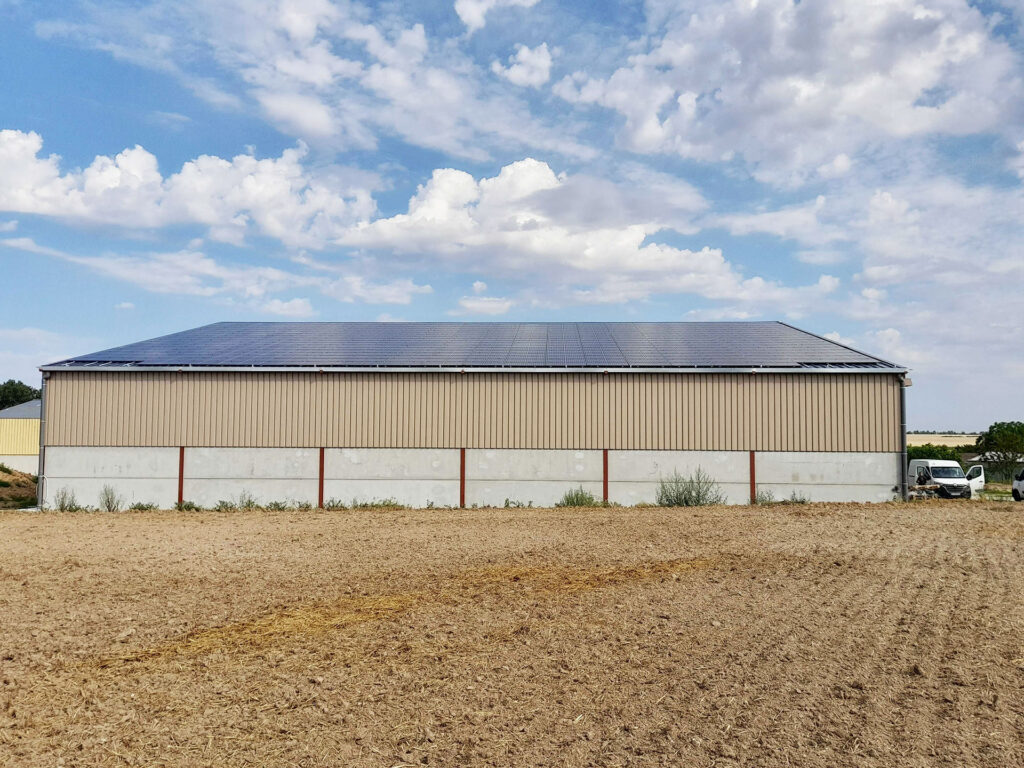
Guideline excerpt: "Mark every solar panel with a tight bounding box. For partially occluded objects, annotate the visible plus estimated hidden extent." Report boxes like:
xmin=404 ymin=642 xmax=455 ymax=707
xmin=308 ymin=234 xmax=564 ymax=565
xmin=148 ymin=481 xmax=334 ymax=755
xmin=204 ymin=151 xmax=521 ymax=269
xmin=46 ymin=322 xmax=900 ymax=370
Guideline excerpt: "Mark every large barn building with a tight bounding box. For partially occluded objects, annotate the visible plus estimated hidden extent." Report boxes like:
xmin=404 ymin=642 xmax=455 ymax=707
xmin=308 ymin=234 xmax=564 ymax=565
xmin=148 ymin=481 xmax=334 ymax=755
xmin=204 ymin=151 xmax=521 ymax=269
xmin=37 ymin=322 xmax=908 ymax=509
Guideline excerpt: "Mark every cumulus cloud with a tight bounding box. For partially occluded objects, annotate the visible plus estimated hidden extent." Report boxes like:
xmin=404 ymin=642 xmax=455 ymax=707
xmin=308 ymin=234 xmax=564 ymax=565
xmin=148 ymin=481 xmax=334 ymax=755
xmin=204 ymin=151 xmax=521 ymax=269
xmin=554 ymin=0 xmax=1022 ymax=184
xmin=37 ymin=1 xmax=590 ymax=161
xmin=341 ymin=157 xmax=836 ymax=312
xmin=454 ymin=0 xmax=540 ymax=32
xmin=0 ymin=129 xmax=375 ymax=247
xmin=492 ymin=43 xmax=552 ymax=87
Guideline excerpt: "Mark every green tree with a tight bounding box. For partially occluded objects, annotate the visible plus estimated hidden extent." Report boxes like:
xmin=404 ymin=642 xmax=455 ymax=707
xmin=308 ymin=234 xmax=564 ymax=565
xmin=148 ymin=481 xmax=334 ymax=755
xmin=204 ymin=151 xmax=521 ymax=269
xmin=906 ymin=443 xmax=967 ymax=463
xmin=975 ymin=422 xmax=1024 ymax=479
xmin=0 ymin=379 xmax=40 ymax=411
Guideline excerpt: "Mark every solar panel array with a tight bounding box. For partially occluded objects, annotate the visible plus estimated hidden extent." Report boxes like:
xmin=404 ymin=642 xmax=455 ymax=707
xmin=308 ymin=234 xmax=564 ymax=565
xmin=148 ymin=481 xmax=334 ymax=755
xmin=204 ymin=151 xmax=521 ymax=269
xmin=49 ymin=322 xmax=899 ymax=370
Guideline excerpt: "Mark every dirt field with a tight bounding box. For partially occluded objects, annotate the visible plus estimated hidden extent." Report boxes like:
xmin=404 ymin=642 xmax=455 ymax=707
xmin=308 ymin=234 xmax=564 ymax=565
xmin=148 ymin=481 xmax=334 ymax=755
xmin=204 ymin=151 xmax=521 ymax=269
xmin=1 ymin=502 xmax=1021 ymax=767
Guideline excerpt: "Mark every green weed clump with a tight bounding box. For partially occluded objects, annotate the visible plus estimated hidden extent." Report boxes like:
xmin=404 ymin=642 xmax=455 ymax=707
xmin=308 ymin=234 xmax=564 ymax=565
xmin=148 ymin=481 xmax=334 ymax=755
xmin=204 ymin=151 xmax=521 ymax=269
xmin=555 ymin=486 xmax=601 ymax=507
xmin=350 ymin=498 xmax=404 ymax=510
xmin=0 ymin=463 xmax=11 ymax=474
xmin=656 ymin=468 xmax=726 ymax=507
xmin=175 ymin=500 xmax=201 ymax=511
xmin=129 ymin=502 xmax=158 ymax=511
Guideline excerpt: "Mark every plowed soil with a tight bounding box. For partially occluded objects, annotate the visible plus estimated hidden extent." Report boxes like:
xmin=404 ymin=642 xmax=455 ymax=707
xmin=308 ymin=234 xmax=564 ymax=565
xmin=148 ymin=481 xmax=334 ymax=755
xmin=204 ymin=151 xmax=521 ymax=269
xmin=1 ymin=501 xmax=1021 ymax=767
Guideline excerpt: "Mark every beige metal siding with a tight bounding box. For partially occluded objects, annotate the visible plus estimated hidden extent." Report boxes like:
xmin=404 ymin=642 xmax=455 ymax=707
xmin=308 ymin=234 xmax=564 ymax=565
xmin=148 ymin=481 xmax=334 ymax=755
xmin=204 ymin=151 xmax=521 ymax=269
xmin=44 ymin=371 xmax=901 ymax=452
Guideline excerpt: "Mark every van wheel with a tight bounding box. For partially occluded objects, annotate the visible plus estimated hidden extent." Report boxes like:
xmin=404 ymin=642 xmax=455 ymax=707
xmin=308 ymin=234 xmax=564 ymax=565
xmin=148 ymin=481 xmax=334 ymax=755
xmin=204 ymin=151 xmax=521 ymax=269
xmin=1014 ymin=489 xmax=1022 ymax=502
xmin=963 ymin=488 xmax=971 ymax=500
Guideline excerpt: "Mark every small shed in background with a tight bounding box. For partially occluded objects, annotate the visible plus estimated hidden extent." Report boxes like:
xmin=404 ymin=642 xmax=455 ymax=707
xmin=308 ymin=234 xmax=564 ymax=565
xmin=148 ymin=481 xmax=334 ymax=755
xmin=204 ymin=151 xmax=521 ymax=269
xmin=0 ymin=399 xmax=40 ymax=474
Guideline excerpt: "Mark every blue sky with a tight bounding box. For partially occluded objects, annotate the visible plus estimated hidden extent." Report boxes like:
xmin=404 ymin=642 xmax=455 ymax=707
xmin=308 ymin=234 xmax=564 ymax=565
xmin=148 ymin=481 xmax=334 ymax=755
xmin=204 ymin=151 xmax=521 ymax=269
xmin=1 ymin=0 xmax=1022 ymax=429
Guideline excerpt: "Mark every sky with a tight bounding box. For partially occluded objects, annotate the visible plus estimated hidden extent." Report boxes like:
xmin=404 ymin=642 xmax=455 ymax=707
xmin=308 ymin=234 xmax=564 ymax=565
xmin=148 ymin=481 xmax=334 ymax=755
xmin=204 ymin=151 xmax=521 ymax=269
xmin=0 ymin=0 xmax=1022 ymax=430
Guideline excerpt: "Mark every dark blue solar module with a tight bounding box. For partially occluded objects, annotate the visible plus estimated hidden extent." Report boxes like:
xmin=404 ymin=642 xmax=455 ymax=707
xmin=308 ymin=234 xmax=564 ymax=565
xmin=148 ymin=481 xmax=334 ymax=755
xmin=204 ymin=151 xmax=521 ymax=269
xmin=44 ymin=322 xmax=900 ymax=370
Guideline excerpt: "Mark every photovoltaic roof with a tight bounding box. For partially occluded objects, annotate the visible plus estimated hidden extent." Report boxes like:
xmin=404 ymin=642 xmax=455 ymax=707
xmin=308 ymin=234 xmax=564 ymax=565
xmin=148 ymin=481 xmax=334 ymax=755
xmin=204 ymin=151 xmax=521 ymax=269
xmin=44 ymin=322 xmax=901 ymax=371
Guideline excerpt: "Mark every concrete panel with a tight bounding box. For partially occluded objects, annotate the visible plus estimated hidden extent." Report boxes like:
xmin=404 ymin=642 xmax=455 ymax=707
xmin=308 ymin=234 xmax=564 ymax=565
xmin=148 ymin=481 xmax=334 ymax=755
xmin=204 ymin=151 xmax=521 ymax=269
xmin=325 ymin=448 xmax=459 ymax=480
xmin=465 ymin=480 xmax=604 ymax=508
xmin=43 ymin=478 xmax=178 ymax=510
xmin=0 ymin=455 xmax=38 ymax=474
xmin=610 ymin=451 xmax=748 ymax=483
xmin=183 ymin=478 xmax=317 ymax=508
xmin=467 ymin=449 xmax=602 ymax=481
xmin=755 ymin=452 xmax=900 ymax=486
xmin=322 ymin=479 xmax=459 ymax=508
xmin=608 ymin=481 xmax=751 ymax=506
xmin=44 ymin=446 xmax=179 ymax=478
xmin=185 ymin=447 xmax=318 ymax=480
xmin=757 ymin=483 xmax=897 ymax=503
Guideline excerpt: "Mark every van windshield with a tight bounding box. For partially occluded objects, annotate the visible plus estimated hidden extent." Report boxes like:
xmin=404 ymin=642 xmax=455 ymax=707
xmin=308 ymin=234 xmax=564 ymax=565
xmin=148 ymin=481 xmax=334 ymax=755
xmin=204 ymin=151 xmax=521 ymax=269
xmin=931 ymin=466 xmax=965 ymax=479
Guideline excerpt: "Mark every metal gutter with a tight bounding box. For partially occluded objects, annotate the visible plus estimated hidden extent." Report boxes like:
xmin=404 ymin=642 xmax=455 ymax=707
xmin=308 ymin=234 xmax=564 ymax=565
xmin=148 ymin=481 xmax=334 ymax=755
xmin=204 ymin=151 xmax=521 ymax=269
xmin=36 ymin=371 xmax=48 ymax=509
xmin=900 ymin=375 xmax=910 ymax=501
xmin=39 ymin=364 xmax=907 ymax=374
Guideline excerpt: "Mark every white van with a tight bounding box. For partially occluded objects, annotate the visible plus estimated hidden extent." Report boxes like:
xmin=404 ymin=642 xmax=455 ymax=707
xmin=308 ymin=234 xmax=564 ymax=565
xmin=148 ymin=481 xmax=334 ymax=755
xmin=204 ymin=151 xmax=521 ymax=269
xmin=908 ymin=459 xmax=984 ymax=499
xmin=1013 ymin=468 xmax=1024 ymax=502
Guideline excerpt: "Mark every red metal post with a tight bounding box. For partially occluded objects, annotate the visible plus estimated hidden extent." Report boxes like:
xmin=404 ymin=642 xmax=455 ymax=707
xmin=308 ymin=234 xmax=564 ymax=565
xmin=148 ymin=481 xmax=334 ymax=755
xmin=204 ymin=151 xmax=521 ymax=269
xmin=459 ymin=448 xmax=466 ymax=508
xmin=749 ymin=450 xmax=756 ymax=505
xmin=318 ymin=447 xmax=325 ymax=509
xmin=177 ymin=446 xmax=185 ymax=506
xmin=602 ymin=448 xmax=609 ymax=502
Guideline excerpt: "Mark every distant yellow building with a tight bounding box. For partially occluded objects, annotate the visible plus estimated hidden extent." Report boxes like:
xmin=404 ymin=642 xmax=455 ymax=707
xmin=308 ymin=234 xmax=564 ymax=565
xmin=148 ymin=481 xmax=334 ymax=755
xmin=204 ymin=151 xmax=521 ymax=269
xmin=0 ymin=399 xmax=40 ymax=474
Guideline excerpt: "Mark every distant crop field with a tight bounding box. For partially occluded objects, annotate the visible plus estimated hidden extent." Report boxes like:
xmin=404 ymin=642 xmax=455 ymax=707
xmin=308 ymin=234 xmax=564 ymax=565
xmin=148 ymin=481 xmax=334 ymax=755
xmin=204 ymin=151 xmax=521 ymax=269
xmin=907 ymin=433 xmax=979 ymax=447
xmin=1 ymin=502 xmax=1021 ymax=767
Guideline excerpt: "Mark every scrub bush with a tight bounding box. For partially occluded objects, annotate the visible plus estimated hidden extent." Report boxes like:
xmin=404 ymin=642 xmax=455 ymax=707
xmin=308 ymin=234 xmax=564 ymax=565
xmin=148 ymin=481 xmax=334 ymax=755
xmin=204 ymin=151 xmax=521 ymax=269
xmin=656 ymin=468 xmax=726 ymax=507
xmin=53 ymin=487 xmax=85 ymax=512
xmin=99 ymin=485 xmax=123 ymax=513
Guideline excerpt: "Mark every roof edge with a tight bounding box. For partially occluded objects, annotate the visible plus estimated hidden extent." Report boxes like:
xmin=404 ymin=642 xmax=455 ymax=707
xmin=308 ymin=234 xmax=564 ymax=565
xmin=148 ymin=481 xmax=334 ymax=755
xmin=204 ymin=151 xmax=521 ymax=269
xmin=40 ymin=364 xmax=907 ymax=375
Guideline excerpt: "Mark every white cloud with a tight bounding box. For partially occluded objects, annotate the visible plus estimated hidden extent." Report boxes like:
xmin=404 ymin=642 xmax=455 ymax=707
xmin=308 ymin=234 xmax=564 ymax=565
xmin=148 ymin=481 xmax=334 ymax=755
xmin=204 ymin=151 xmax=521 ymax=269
xmin=554 ymin=0 xmax=1021 ymax=184
xmin=451 ymin=295 xmax=515 ymax=315
xmin=492 ymin=43 xmax=552 ymax=87
xmin=322 ymin=275 xmax=433 ymax=304
xmin=715 ymin=197 xmax=844 ymax=246
xmin=0 ymin=220 xmax=16 ymax=232
xmin=341 ymin=157 xmax=836 ymax=312
xmin=472 ymin=280 xmax=487 ymax=294
xmin=261 ymin=297 xmax=315 ymax=317
xmin=795 ymin=250 xmax=846 ymax=266
xmin=36 ymin=2 xmax=591 ymax=161
xmin=454 ymin=0 xmax=540 ymax=32
xmin=114 ymin=301 xmax=135 ymax=310
xmin=1 ymin=237 xmax=431 ymax=309
xmin=0 ymin=130 xmax=376 ymax=247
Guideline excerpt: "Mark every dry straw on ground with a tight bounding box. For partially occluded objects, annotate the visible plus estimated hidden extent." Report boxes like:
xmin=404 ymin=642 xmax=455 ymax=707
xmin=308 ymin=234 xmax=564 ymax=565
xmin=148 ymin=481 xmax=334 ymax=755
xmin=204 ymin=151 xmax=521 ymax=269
xmin=1 ymin=501 xmax=1021 ymax=766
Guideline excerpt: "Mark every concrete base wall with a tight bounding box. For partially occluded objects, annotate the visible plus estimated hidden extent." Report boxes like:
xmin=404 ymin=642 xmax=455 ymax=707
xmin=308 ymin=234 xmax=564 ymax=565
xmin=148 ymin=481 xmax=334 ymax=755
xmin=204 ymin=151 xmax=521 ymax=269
xmin=465 ymin=449 xmax=602 ymax=507
xmin=42 ymin=447 xmax=179 ymax=509
xmin=755 ymin=451 xmax=899 ymax=503
xmin=0 ymin=455 xmax=38 ymax=474
xmin=184 ymin=447 xmax=319 ymax=507
xmin=324 ymin=448 xmax=459 ymax=508
xmin=609 ymin=450 xmax=750 ymax=505
xmin=40 ymin=446 xmax=901 ymax=509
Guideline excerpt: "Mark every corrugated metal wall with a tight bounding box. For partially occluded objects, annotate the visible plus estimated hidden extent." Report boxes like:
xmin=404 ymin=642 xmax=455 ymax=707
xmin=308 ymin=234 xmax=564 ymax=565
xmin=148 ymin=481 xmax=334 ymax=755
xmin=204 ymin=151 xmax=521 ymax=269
xmin=43 ymin=371 xmax=901 ymax=452
xmin=0 ymin=419 xmax=40 ymax=455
